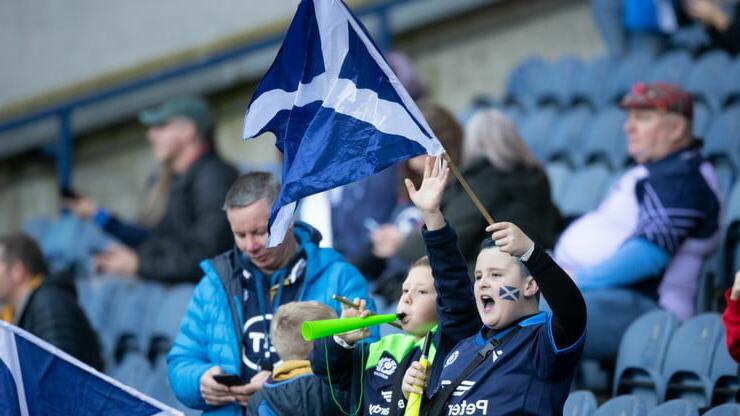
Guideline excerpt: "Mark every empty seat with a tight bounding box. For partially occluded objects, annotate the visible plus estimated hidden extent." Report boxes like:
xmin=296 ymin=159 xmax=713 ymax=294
xmin=545 ymin=106 xmax=594 ymax=165
xmin=558 ymin=165 xmax=613 ymax=218
xmin=647 ymin=50 xmax=693 ymax=86
xmin=648 ymin=399 xmax=699 ymax=416
xmin=693 ymin=101 xmax=713 ymax=139
xmin=564 ymin=390 xmax=598 ymax=416
xmin=76 ymin=276 xmax=129 ymax=352
xmin=535 ymin=55 xmax=584 ymax=108
xmin=725 ymin=181 xmax=740 ymax=229
xmin=545 ymin=161 xmax=573 ymax=210
xmin=614 ymin=310 xmax=679 ymax=409
xmin=663 ymin=313 xmax=723 ymax=408
xmin=107 ymin=352 xmax=152 ymax=391
xmin=696 ymin=251 xmax=725 ymax=314
xmin=504 ymin=56 xmax=547 ymax=111
xmin=606 ymin=52 xmax=654 ymax=105
xmin=594 ymin=395 xmax=648 ymax=416
xmin=104 ymin=281 xmax=165 ymax=365
xmin=519 ymin=108 xmax=558 ymax=161
xmin=705 ymin=404 xmax=740 ymax=416
xmin=686 ymin=50 xmax=733 ymax=112
xmin=722 ymin=58 xmax=740 ymax=108
xmin=141 ymin=355 xmax=180 ymax=408
xmin=580 ymin=108 xmax=628 ymax=169
xmin=710 ymin=332 xmax=740 ymax=406
xmin=705 ymin=105 xmax=740 ymax=174
xmin=148 ymin=284 xmax=195 ymax=364
xmin=571 ymin=55 xmax=619 ymax=109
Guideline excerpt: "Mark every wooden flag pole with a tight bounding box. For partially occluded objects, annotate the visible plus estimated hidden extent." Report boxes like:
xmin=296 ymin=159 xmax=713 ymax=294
xmin=442 ymin=153 xmax=495 ymax=226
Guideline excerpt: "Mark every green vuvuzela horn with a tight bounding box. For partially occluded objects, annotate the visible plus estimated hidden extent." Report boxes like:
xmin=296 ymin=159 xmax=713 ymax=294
xmin=301 ymin=314 xmax=400 ymax=341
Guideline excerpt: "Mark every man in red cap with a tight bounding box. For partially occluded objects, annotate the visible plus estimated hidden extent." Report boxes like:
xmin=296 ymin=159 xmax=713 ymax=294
xmin=554 ymin=82 xmax=721 ymax=361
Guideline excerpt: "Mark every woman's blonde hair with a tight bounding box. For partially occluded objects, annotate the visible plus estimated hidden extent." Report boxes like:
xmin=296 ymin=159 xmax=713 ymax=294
xmin=462 ymin=109 xmax=539 ymax=171
xmin=137 ymin=166 xmax=173 ymax=228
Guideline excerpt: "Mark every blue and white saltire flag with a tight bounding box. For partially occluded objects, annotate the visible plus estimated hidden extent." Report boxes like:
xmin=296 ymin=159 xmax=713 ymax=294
xmin=243 ymin=0 xmax=444 ymax=246
xmin=0 ymin=321 xmax=181 ymax=416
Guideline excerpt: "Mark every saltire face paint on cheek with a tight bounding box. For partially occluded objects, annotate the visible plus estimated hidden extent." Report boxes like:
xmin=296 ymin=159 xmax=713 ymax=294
xmin=499 ymin=286 xmax=520 ymax=301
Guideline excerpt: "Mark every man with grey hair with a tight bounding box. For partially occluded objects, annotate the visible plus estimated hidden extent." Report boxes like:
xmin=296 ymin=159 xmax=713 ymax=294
xmin=168 ymin=172 xmax=376 ymax=415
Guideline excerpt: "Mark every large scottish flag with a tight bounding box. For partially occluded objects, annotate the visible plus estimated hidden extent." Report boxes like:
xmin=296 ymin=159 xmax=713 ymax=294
xmin=0 ymin=321 xmax=181 ymax=415
xmin=243 ymin=0 xmax=444 ymax=246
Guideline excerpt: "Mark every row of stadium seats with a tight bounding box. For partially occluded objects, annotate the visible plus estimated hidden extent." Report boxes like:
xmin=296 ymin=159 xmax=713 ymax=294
xmin=76 ymin=277 xmax=193 ymax=367
xmin=75 ymin=277 xmax=196 ymax=414
xmin=507 ymin=103 xmax=740 ymax=174
xmin=611 ymin=311 xmax=736 ymax=410
xmin=565 ymin=393 xmax=740 ymax=416
xmin=502 ymin=50 xmax=740 ymax=112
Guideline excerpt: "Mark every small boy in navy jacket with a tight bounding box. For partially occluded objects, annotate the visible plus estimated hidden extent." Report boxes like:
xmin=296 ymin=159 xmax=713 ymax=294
xmin=247 ymin=301 xmax=348 ymax=416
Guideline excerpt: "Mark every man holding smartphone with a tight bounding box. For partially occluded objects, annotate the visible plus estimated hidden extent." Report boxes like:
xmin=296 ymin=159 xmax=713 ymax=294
xmin=167 ymin=172 xmax=376 ymax=414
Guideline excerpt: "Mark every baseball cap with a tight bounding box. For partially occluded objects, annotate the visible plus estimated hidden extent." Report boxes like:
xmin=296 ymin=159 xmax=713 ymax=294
xmin=619 ymin=82 xmax=693 ymax=120
xmin=139 ymin=95 xmax=214 ymax=134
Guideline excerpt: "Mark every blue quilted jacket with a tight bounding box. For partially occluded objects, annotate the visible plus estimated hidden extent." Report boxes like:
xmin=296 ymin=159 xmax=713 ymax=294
xmin=167 ymin=222 xmax=376 ymax=415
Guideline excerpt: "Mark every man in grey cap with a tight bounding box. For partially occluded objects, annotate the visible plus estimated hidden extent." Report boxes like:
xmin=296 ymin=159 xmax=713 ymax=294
xmin=65 ymin=95 xmax=238 ymax=283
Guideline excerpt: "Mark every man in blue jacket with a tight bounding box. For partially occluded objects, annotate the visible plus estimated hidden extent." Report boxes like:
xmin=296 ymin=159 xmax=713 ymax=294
xmin=168 ymin=172 xmax=376 ymax=415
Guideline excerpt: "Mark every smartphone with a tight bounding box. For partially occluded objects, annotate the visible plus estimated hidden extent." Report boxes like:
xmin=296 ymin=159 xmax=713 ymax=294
xmin=213 ymin=374 xmax=245 ymax=387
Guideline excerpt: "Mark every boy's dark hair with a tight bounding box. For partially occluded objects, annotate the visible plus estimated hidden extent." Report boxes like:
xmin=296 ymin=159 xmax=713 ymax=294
xmin=479 ymin=237 xmax=532 ymax=281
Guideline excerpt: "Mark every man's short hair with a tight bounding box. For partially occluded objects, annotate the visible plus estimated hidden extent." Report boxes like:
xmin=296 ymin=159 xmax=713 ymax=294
xmin=0 ymin=233 xmax=48 ymax=277
xmin=271 ymin=301 xmax=337 ymax=360
xmin=222 ymin=172 xmax=280 ymax=210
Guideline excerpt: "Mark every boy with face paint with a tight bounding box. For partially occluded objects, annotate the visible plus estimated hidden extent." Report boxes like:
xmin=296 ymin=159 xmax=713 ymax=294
xmin=310 ymin=156 xmax=481 ymax=416
xmin=402 ymin=161 xmax=587 ymax=416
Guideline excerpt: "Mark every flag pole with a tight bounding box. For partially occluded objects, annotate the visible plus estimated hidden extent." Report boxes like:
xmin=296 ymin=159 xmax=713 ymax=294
xmin=442 ymin=153 xmax=495 ymax=226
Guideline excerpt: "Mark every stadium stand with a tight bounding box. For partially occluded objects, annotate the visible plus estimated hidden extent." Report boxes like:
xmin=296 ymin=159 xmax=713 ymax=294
xmin=613 ymin=310 xmax=679 ymax=409
xmin=648 ymin=399 xmax=699 ymax=416
xmin=662 ymin=314 xmax=723 ymax=408
xmin=564 ymin=390 xmax=599 ymax=416
xmin=593 ymin=395 xmax=648 ymax=416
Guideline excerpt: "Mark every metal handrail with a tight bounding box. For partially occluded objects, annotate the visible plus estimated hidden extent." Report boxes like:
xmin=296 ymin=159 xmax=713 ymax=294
xmin=0 ymin=0 xmax=407 ymax=187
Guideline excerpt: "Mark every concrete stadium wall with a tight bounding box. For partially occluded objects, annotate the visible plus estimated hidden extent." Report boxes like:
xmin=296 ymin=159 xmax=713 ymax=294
xmin=0 ymin=0 xmax=603 ymax=235
xmin=0 ymin=0 xmax=298 ymax=106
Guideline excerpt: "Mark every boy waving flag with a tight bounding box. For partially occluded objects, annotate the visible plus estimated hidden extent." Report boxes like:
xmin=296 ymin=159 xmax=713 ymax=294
xmin=243 ymin=0 xmax=444 ymax=246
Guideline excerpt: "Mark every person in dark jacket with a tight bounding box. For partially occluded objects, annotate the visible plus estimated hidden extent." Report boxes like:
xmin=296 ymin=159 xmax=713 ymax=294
xmin=0 ymin=233 xmax=103 ymax=370
xmin=395 ymin=109 xmax=562 ymax=271
xmin=64 ymin=96 xmax=238 ymax=283
xmin=247 ymin=301 xmax=348 ymax=416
